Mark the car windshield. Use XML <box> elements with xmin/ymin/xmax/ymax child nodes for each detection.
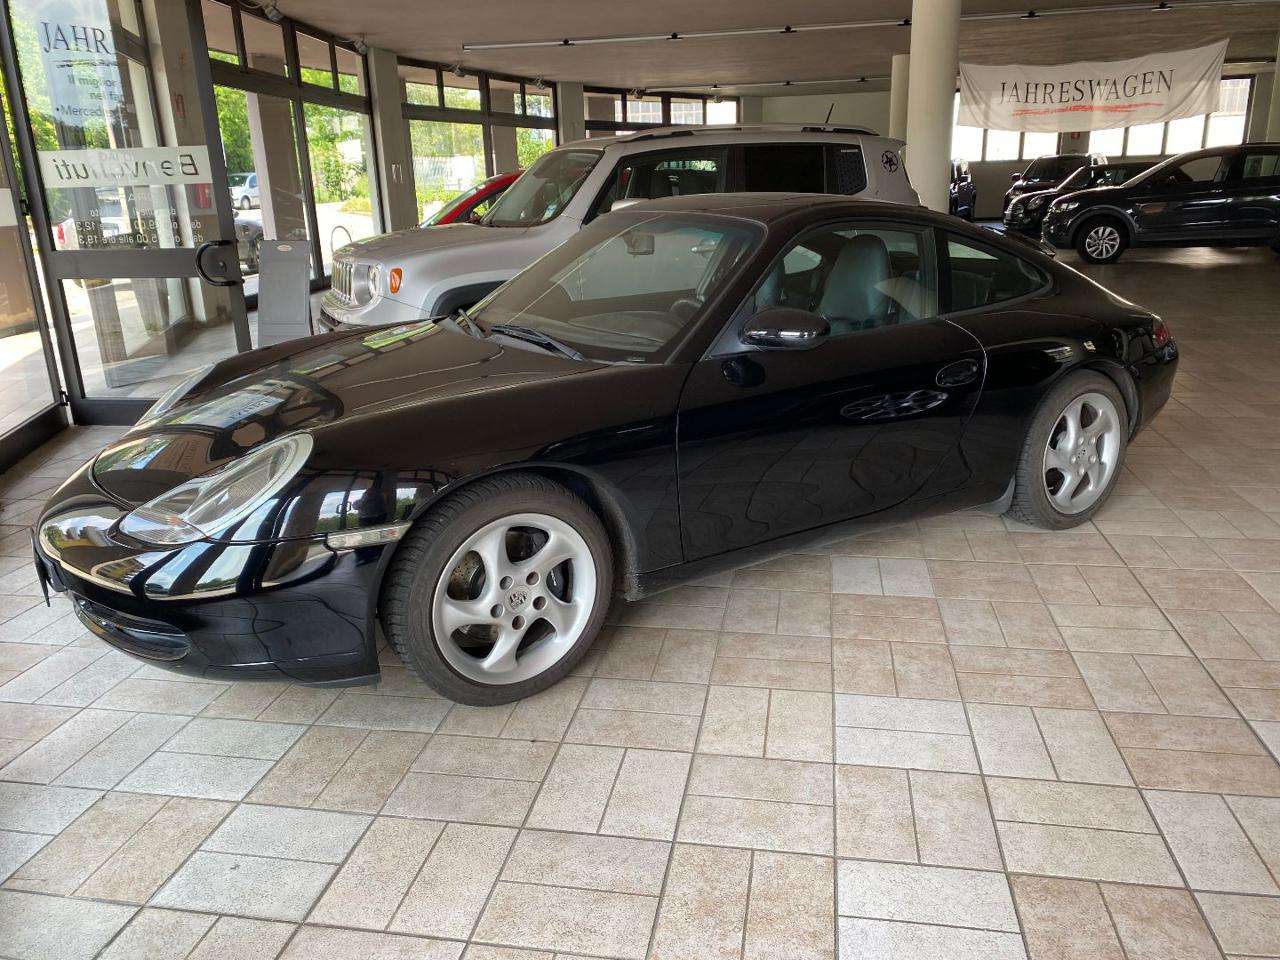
<box><xmin>1058</xmin><ymin>167</ymin><xmax>1090</xmax><ymax>190</ymax></box>
<box><xmin>228</xmin><ymin>174</ymin><xmax>250</xmax><ymax>187</ymax></box>
<box><xmin>482</xmin><ymin>149</ymin><xmax>601</xmax><ymax>227</ymax></box>
<box><xmin>469</xmin><ymin>213</ymin><xmax>762</xmax><ymax>362</ymax></box>
<box><xmin>425</xmin><ymin>180</ymin><xmax>492</xmax><ymax>226</ymax></box>
<box><xmin>1025</xmin><ymin>156</ymin><xmax>1084</xmax><ymax>180</ymax></box>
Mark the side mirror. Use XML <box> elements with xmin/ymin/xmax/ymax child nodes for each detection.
<box><xmin>610</xmin><ymin>198</ymin><xmax>646</xmax><ymax>212</ymax></box>
<box><xmin>1010</xmin><ymin>172</ymin><xmax>1022</xmax><ymax>182</ymax></box>
<box><xmin>740</xmin><ymin>307</ymin><xmax>829</xmax><ymax>351</ymax></box>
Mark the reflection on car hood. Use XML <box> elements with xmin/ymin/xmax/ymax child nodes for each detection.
<box><xmin>334</xmin><ymin>221</ymin><xmax>529</xmax><ymax>261</ymax></box>
<box><xmin>91</xmin><ymin>322</ymin><xmax>601</xmax><ymax>506</ymax></box>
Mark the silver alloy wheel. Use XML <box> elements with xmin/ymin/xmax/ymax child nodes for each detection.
<box><xmin>431</xmin><ymin>512</ymin><xmax>597</xmax><ymax>685</ymax></box>
<box><xmin>1042</xmin><ymin>391</ymin><xmax>1123</xmax><ymax>515</ymax></box>
<box><xmin>1083</xmin><ymin>223</ymin><xmax>1121</xmax><ymax>260</ymax></box>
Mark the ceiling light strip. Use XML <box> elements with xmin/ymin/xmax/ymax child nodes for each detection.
<box><xmin>462</xmin><ymin>0</ymin><xmax>1280</xmax><ymax>52</ymax></box>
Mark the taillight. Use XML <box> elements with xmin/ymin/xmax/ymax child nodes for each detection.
<box><xmin>1153</xmin><ymin>318</ymin><xmax>1172</xmax><ymax>348</ymax></box>
<box><xmin>389</xmin><ymin>267</ymin><xmax>403</xmax><ymax>295</ymax></box>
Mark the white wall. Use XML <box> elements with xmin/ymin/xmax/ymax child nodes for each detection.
<box><xmin>761</xmin><ymin>91</ymin><xmax>892</xmax><ymax>136</ymax></box>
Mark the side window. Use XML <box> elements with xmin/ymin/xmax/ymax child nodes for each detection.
<box><xmin>753</xmin><ymin>224</ymin><xmax>935</xmax><ymax>336</ymax></box>
<box><xmin>944</xmin><ymin>235</ymin><xmax>1047</xmax><ymax>312</ymax></box>
<box><xmin>1157</xmin><ymin>155</ymin><xmax>1226</xmax><ymax>186</ymax></box>
<box><xmin>828</xmin><ymin>146</ymin><xmax>867</xmax><ymax>195</ymax></box>
<box><xmin>743</xmin><ymin>144</ymin><xmax>825</xmax><ymax>193</ymax></box>
<box><xmin>1236</xmin><ymin>152</ymin><xmax>1280</xmax><ymax>182</ymax></box>
<box><xmin>593</xmin><ymin>149</ymin><xmax>727</xmax><ymax>216</ymax></box>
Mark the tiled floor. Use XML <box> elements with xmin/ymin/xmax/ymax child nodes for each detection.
<box><xmin>3</xmin><ymin>245</ymin><xmax>1280</xmax><ymax>959</ymax></box>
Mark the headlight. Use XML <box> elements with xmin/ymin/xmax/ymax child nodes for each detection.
<box><xmin>1055</xmin><ymin>201</ymin><xmax>1080</xmax><ymax>213</ymax></box>
<box><xmin>118</xmin><ymin>434</ymin><xmax>313</xmax><ymax>546</ymax></box>
<box><xmin>138</xmin><ymin>364</ymin><xmax>215</xmax><ymax>424</ymax></box>
<box><xmin>366</xmin><ymin>264</ymin><xmax>381</xmax><ymax>298</ymax></box>
<box><xmin>1027</xmin><ymin>195</ymin><xmax>1047</xmax><ymax>210</ymax></box>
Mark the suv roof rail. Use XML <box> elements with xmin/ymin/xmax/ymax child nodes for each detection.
<box><xmin>617</xmin><ymin>122</ymin><xmax>879</xmax><ymax>143</ymax></box>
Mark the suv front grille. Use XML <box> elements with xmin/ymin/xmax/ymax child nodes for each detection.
<box><xmin>333</xmin><ymin>259</ymin><xmax>354</xmax><ymax>302</ymax></box>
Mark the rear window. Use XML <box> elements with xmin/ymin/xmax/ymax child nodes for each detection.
<box><xmin>743</xmin><ymin>143</ymin><xmax>825</xmax><ymax>192</ymax></box>
<box><xmin>944</xmin><ymin>235</ymin><xmax>1047</xmax><ymax>312</ymax></box>
<box><xmin>1025</xmin><ymin>156</ymin><xmax>1086</xmax><ymax>180</ymax></box>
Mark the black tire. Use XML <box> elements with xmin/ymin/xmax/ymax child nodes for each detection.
<box><xmin>1005</xmin><ymin>371</ymin><xmax>1128</xmax><ymax>530</ymax></box>
<box><xmin>380</xmin><ymin>472</ymin><xmax>614</xmax><ymax>705</ymax></box>
<box><xmin>1075</xmin><ymin>216</ymin><xmax>1128</xmax><ymax>264</ymax></box>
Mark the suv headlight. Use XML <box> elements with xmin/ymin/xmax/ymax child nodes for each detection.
<box><xmin>117</xmin><ymin>434</ymin><xmax>313</xmax><ymax>546</ymax></box>
<box><xmin>1055</xmin><ymin>201</ymin><xmax>1080</xmax><ymax>213</ymax></box>
<box><xmin>138</xmin><ymin>364</ymin><xmax>215</xmax><ymax>425</ymax></box>
<box><xmin>363</xmin><ymin>264</ymin><xmax>382</xmax><ymax>303</ymax></box>
<box><xmin>1027</xmin><ymin>195</ymin><xmax>1048</xmax><ymax>210</ymax></box>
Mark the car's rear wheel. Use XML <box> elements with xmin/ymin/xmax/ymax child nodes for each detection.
<box><xmin>381</xmin><ymin>473</ymin><xmax>613</xmax><ymax>704</ymax></box>
<box><xmin>1006</xmin><ymin>371</ymin><xmax>1127</xmax><ymax>529</ymax></box>
<box><xmin>1076</xmin><ymin>217</ymin><xmax>1127</xmax><ymax>263</ymax></box>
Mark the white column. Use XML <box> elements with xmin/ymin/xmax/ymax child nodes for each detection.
<box><xmin>557</xmin><ymin>82</ymin><xmax>586</xmax><ymax>143</ymax></box>
<box><xmin>366</xmin><ymin>47</ymin><xmax>419</xmax><ymax>231</ymax></box>
<box><xmin>1267</xmin><ymin>33</ymin><xmax>1280</xmax><ymax>141</ymax></box>
<box><xmin>904</xmin><ymin>0</ymin><xmax>961</xmax><ymax>212</ymax></box>
<box><xmin>889</xmin><ymin>54</ymin><xmax>910</xmax><ymax>141</ymax></box>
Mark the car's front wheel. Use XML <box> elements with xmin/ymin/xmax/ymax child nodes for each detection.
<box><xmin>1076</xmin><ymin>217</ymin><xmax>1127</xmax><ymax>263</ymax></box>
<box><xmin>1006</xmin><ymin>371</ymin><xmax>1127</xmax><ymax>529</ymax></box>
<box><xmin>381</xmin><ymin>473</ymin><xmax>613</xmax><ymax>704</ymax></box>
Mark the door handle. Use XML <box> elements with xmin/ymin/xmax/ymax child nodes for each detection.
<box><xmin>936</xmin><ymin>358</ymin><xmax>979</xmax><ymax>387</ymax></box>
<box><xmin>195</xmin><ymin>240</ymin><xmax>241</xmax><ymax>287</ymax></box>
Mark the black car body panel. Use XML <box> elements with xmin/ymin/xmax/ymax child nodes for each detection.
<box><xmin>950</xmin><ymin>160</ymin><xmax>977</xmax><ymax>219</ymax></box>
<box><xmin>1043</xmin><ymin>144</ymin><xmax>1280</xmax><ymax>252</ymax></box>
<box><xmin>34</xmin><ymin>194</ymin><xmax>1177</xmax><ymax>685</ymax></box>
<box><xmin>1004</xmin><ymin>161</ymin><xmax>1154</xmax><ymax>235</ymax></box>
<box><xmin>1004</xmin><ymin>153</ymin><xmax>1105</xmax><ymax>211</ymax></box>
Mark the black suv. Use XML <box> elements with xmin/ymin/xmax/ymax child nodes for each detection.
<box><xmin>949</xmin><ymin>160</ymin><xmax>977</xmax><ymax>220</ymax></box>
<box><xmin>1042</xmin><ymin>143</ymin><xmax>1280</xmax><ymax>263</ymax></box>
<box><xmin>1004</xmin><ymin>160</ymin><xmax>1154</xmax><ymax>235</ymax></box>
<box><xmin>1005</xmin><ymin>153</ymin><xmax>1107</xmax><ymax>211</ymax></box>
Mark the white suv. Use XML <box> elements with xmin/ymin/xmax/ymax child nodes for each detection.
<box><xmin>319</xmin><ymin>124</ymin><xmax>918</xmax><ymax>331</ymax></box>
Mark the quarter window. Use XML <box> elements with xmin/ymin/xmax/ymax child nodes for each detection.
<box><xmin>743</xmin><ymin>144</ymin><xmax>825</xmax><ymax>193</ymax></box>
<box><xmin>945</xmin><ymin>236</ymin><xmax>1046</xmax><ymax>312</ymax></box>
<box><xmin>754</xmin><ymin>225</ymin><xmax>935</xmax><ymax>336</ymax></box>
<box><xmin>1237</xmin><ymin>152</ymin><xmax>1280</xmax><ymax>182</ymax></box>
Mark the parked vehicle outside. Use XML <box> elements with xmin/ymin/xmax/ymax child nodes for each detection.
<box><xmin>1042</xmin><ymin>143</ymin><xmax>1280</xmax><ymax>263</ymax></box>
<box><xmin>35</xmin><ymin>194</ymin><xmax>1176</xmax><ymax>704</ymax></box>
<box><xmin>229</xmin><ymin>172</ymin><xmax>259</xmax><ymax>210</ymax></box>
<box><xmin>1005</xmin><ymin>153</ymin><xmax>1107</xmax><ymax>210</ymax></box>
<box><xmin>1004</xmin><ymin>160</ymin><xmax>1154</xmax><ymax>235</ymax></box>
<box><xmin>422</xmin><ymin>171</ymin><xmax>521</xmax><ymax>227</ymax></box>
<box><xmin>319</xmin><ymin>124</ymin><xmax>919</xmax><ymax>332</ymax></box>
<box><xmin>235</xmin><ymin>210</ymin><xmax>264</xmax><ymax>273</ymax></box>
<box><xmin>950</xmin><ymin>159</ymin><xmax>977</xmax><ymax>220</ymax></box>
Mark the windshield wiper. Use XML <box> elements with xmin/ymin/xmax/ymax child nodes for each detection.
<box><xmin>444</xmin><ymin>306</ymin><xmax>485</xmax><ymax>339</ymax></box>
<box><xmin>488</xmin><ymin>323</ymin><xmax>586</xmax><ymax>361</ymax></box>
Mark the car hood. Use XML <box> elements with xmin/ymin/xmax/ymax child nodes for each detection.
<box><xmin>335</xmin><ymin>222</ymin><xmax>530</xmax><ymax>261</ymax></box>
<box><xmin>1008</xmin><ymin>177</ymin><xmax>1056</xmax><ymax>194</ymax></box>
<box><xmin>1053</xmin><ymin>185</ymin><xmax>1124</xmax><ymax>206</ymax></box>
<box><xmin>91</xmin><ymin>322</ymin><xmax>602</xmax><ymax>506</ymax></box>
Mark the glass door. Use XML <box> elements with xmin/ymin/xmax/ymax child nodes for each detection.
<box><xmin>1</xmin><ymin>0</ymin><xmax>249</xmax><ymax>424</ymax></box>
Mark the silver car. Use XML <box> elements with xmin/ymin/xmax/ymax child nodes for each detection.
<box><xmin>319</xmin><ymin>125</ymin><xmax>918</xmax><ymax>331</ymax></box>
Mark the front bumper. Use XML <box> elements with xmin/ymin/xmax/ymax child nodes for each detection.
<box><xmin>33</xmin><ymin>504</ymin><xmax>388</xmax><ymax>684</ymax></box>
<box><xmin>1041</xmin><ymin>213</ymin><xmax>1075</xmax><ymax>249</ymax></box>
<box><xmin>318</xmin><ymin>289</ymin><xmax>423</xmax><ymax>332</ymax></box>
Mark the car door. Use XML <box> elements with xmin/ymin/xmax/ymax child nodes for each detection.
<box><xmin>1221</xmin><ymin>148</ymin><xmax>1280</xmax><ymax>240</ymax></box>
<box><xmin>676</xmin><ymin>220</ymin><xmax>985</xmax><ymax>561</ymax></box>
<box><xmin>1131</xmin><ymin>154</ymin><xmax>1231</xmax><ymax>240</ymax></box>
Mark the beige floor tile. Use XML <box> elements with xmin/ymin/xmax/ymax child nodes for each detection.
<box><xmin>765</xmin><ymin>689</ymin><xmax>833</xmax><ymax>761</ymax></box>
<box><xmin>581</xmin><ymin>677</ymin><xmax>705</xmax><ymax>716</ymax></box>
<box><xmin>1122</xmin><ymin>746</ymin><xmax>1280</xmax><ymax>795</ymax></box>
<box><xmin>497</xmin><ymin>676</ymin><xmax>585</xmax><ymax>742</ymax></box>
<box><xmin>313</xmin><ymin>730</ymin><xmax>426</xmax><ymax>813</ymax></box>
<box><xmin>247</xmin><ymin>725</ymin><xmax>367</xmax><ymax>807</ymax></box>
<box><xmin>777</xmin><ymin>591</ymin><xmax>833</xmax><ymax>636</ymax></box>
<box><xmin>690</xmin><ymin>754</ymin><xmax>832</xmax><ymax>806</ymax></box>
<box><xmin>1075</xmin><ymin>652</ymin><xmax>1167</xmax><ymax>713</ymax></box>
<box><xmin>600</xmin><ymin>748</ymin><xmax>690</xmax><ymax>839</ymax></box>
<box><xmin>0</xmin><ymin>889</ymin><xmax>136</xmax><ymax>960</ymax></box>
<box><xmin>939</xmin><ymin>598</ymin><xmax>1005</xmax><ymax>645</ymax></box>
<box><xmin>502</xmin><ymin>830</ymin><xmax>669</xmax><ymax>895</ymax></box>
<box><xmin>1146</xmin><ymin>790</ymin><xmax>1278</xmax><ymax>894</ymax></box>
<box><xmin>384</xmin><ymin>771</ymin><xmax>537</xmax><ymax>826</ymax></box>
<box><xmin>891</xmin><ymin>643</ymin><xmax>959</xmax><ymax>700</ymax></box>
<box><xmin>992</xmin><ymin>601</ymin><xmax>1064</xmax><ymax>648</ymax></box>
<box><xmin>1197</xmin><ymin>892</ymin><xmax>1280</xmax><ymax>956</ymax></box>
<box><xmin>564</xmin><ymin>707</ymin><xmax>700</xmax><ymax>751</ymax></box>
<box><xmin>388</xmin><ymin>823</ymin><xmax>514</xmax><ymax>940</ymax></box>
<box><xmin>832</xmin><ymin>639</ymin><xmax>897</xmax><ymax>695</ymax></box>
<box><xmin>310</xmin><ymin>816</ymin><xmax>443</xmax><ymax>929</ymax></box>
<box><xmin>967</xmin><ymin>703</ymin><xmax>1055</xmax><ymax>779</ymax></box>
<box><xmin>678</xmin><ymin>794</ymin><xmax>832</xmax><ymax>854</ymax></box>
<box><xmin>186</xmin><ymin>917</ymin><xmax>295</xmax><ymax>960</ymax></box>
<box><xmin>1029</xmin><ymin>564</ymin><xmax>1097</xmax><ymax>605</ymax></box>
<box><xmin>412</xmin><ymin>734</ymin><xmax>555</xmax><ymax>781</ymax></box>
<box><xmin>835</xmin><ymin>614</ymin><xmax>949</xmax><ymax>644</ymax></box>
<box><xmin>987</xmin><ymin>776</ymin><xmax>1153</xmax><ymax>833</ymax></box>
<box><xmin>652</xmin><ymin>630</ymin><xmax>718</xmax><ymax>683</ymax></box>
<box><xmin>745</xmin><ymin>852</ymin><xmax>835</xmax><ymax>960</ymax></box>
<box><xmin>1034</xmin><ymin>707</ymin><xmax>1133</xmax><ymax>785</ymax></box>
<box><xmin>1011</xmin><ymin>876</ymin><xmax>1124</xmax><ymax>960</ymax></box>
<box><xmin>837</xmin><ymin>917</ymin><xmax>1028</xmax><ymax>960</ymax></box>
<box><xmin>837</xmin><ymin>859</ymin><xmax>1018</xmax><ymax>930</ymax></box>
<box><xmin>1</xmin><ymin>709</ymin><xmax>131</xmax><ymax>785</ymax></box>
<box><xmin>959</xmin><ymin>672</ymin><xmax>1095</xmax><ymax>709</ymax></box>
<box><xmin>1226</xmin><ymin>795</ymin><xmax>1280</xmax><ymax>880</ymax></box>
<box><xmin>834</xmin><ymin>764</ymin><xmax>916</xmax><ymax>862</ymax></box>
<box><xmin>592</xmin><ymin>626</ymin><xmax>664</xmax><ymax>679</ymax></box>
<box><xmin>651</xmin><ymin>843</ymin><xmax>750</xmax><ymax>960</ymax></box>
<box><xmin>997</xmin><ymin>821</ymin><xmax>1181</xmax><ymax>885</ymax></box>
<box><xmin>279</xmin><ymin>926</ymin><xmax>459</xmax><ymax>960</ymax></box>
<box><xmin>698</xmin><ymin>685</ymin><xmax>769</xmax><ymax>757</ymax></box>
<box><xmin>152</xmin><ymin>851</ymin><xmax>336</xmax><ymax>922</ymax></box>
<box><xmin>1102</xmin><ymin>884</ymin><xmax>1223</xmax><ymax>960</ymax></box>
<box><xmin>711</xmin><ymin>656</ymin><xmax>832</xmax><ymax>690</ymax></box>
<box><xmin>835</xmin><ymin>693</ymin><xmax>968</xmax><ymax>734</ymax></box>
<box><xmin>1104</xmin><ymin>712</ymin><xmax>1267</xmax><ymax>755</ymax></box>
<box><xmin>98</xmin><ymin>908</ymin><xmax>215</xmax><ymax>960</ymax></box>
<box><xmin>526</xmin><ymin>743</ymin><xmax>623</xmax><ymax>832</ymax></box>
<box><xmin>723</xmin><ymin>590</ymin><xmax>781</xmax><ymax>634</ymax></box>
<box><xmin>910</xmin><ymin>770</ymin><xmax>1001</xmax><ymax>870</ymax></box>
<box><xmin>160</xmin><ymin>717</ymin><xmax>305</xmax><ymax>761</ymax></box>
<box><xmin>1136</xmin><ymin>655</ymin><xmax>1237</xmax><ymax>717</ymax></box>
<box><xmin>474</xmin><ymin>881</ymin><xmax>657</xmax><ymax>959</ymax></box>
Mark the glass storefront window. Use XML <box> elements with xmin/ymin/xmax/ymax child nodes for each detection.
<box><xmin>1021</xmin><ymin>131</ymin><xmax>1058</xmax><ymax>160</ymax></box>
<box><xmin>526</xmin><ymin>85</ymin><xmax>553</xmax><ymax>118</ymax></box>
<box><xmin>297</xmin><ymin>32</ymin><xmax>333</xmax><ymax>88</ymax></box>
<box><xmin>335</xmin><ymin>47</ymin><xmax>365</xmax><ymax>95</ymax></box>
<box><xmin>202</xmin><ymin>0</ymin><xmax>238</xmax><ymax>65</ymax></box>
<box><xmin>410</xmin><ymin>119</ymin><xmax>485</xmax><ymax>222</ymax></box>
<box><xmin>985</xmin><ymin>129</ymin><xmax>1020</xmax><ymax>161</ymax></box>
<box><xmin>706</xmin><ymin>99</ymin><xmax>737</xmax><ymax>124</ymax></box>
<box><xmin>443</xmin><ymin>73</ymin><xmax>482</xmax><ymax>111</ymax></box>
<box><xmin>1206</xmin><ymin>78</ymin><xmax>1250</xmax><ymax>147</ymax></box>
<box><xmin>669</xmin><ymin>98</ymin><xmax>704</xmax><ymax>125</ymax></box>
<box><xmin>626</xmin><ymin>95</ymin><xmax>663</xmax><ymax>124</ymax></box>
<box><xmin>516</xmin><ymin>128</ymin><xmax>555</xmax><ymax>169</ymax></box>
<box><xmin>1165</xmin><ymin>114</ymin><xmax>1206</xmax><ymax>154</ymax></box>
<box><xmin>304</xmin><ymin>104</ymin><xmax>377</xmax><ymax>276</ymax></box>
<box><xmin>401</xmin><ymin>64</ymin><xmax>440</xmax><ymax>107</ymax></box>
<box><xmin>1126</xmin><ymin>122</ymin><xmax>1164</xmax><ymax>155</ymax></box>
<box><xmin>490</xmin><ymin>78</ymin><xmax>522</xmax><ymax>114</ymax></box>
<box><xmin>1088</xmin><ymin>127</ymin><xmax>1125</xmax><ymax>156</ymax></box>
<box><xmin>241</xmin><ymin>12</ymin><xmax>289</xmax><ymax>76</ymax></box>
<box><xmin>585</xmin><ymin>91</ymin><xmax>623</xmax><ymax>125</ymax></box>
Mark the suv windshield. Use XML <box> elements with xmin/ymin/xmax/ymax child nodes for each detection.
<box><xmin>470</xmin><ymin>213</ymin><xmax>762</xmax><ymax>362</ymax></box>
<box><xmin>1025</xmin><ymin>156</ymin><xmax>1085</xmax><ymax>180</ymax></box>
<box><xmin>482</xmin><ymin>149</ymin><xmax>601</xmax><ymax>227</ymax></box>
<box><xmin>228</xmin><ymin>174</ymin><xmax>250</xmax><ymax>187</ymax></box>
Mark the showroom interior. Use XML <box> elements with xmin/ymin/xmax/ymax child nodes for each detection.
<box><xmin>4</xmin><ymin>0</ymin><xmax>1280</xmax><ymax>958</ymax></box>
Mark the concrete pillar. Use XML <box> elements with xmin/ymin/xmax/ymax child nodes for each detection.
<box><xmin>366</xmin><ymin>47</ymin><xmax>419</xmax><ymax>231</ymax></box>
<box><xmin>557</xmin><ymin>82</ymin><xmax>586</xmax><ymax>143</ymax></box>
<box><xmin>904</xmin><ymin>0</ymin><xmax>961</xmax><ymax>212</ymax></box>
<box><xmin>889</xmin><ymin>54</ymin><xmax>910</xmax><ymax>141</ymax></box>
<box><xmin>739</xmin><ymin>96</ymin><xmax>764</xmax><ymax>124</ymax></box>
<box><xmin>1268</xmin><ymin>33</ymin><xmax>1280</xmax><ymax>140</ymax></box>
<box><xmin>489</xmin><ymin>90</ymin><xmax>519</xmax><ymax>173</ymax></box>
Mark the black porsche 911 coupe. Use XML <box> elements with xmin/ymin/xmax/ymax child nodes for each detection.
<box><xmin>33</xmin><ymin>194</ymin><xmax>1178</xmax><ymax>704</ymax></box>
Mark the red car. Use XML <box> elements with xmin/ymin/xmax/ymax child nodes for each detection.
<box><xmin>421</xmin><ymin>171</ymin><xmax>521</xmax><ymax>227</ymax></box>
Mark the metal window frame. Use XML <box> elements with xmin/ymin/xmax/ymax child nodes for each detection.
<box><xmin>582</xmin><ymin>85</ymin><xmax>739</xmax><ymax>135</ymax></box>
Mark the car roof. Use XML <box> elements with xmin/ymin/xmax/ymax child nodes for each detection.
<box><xmin>609</xmin><ymin>192</ymin><xmax>931</xmax><ymax>224</ymax></box>
<box><xmin>561</xmin><ymin>123</ymin><xmax>889</xmax><ymax>151</ymax></box>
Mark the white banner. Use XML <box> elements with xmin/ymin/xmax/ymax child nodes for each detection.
<box><xmin>959</xmin><ymin>40</ymin><xmax>1228</xmax><ymax>132</ymax></box>
<box><xmin>38</xmin><ymin>146</ymin><xmax>213</xmax><ymax>188</ymax></box>
<box><xmin>31</xmin><ymin>0</ymin><xmax>126</xmax><ymax>126</ymax></box>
